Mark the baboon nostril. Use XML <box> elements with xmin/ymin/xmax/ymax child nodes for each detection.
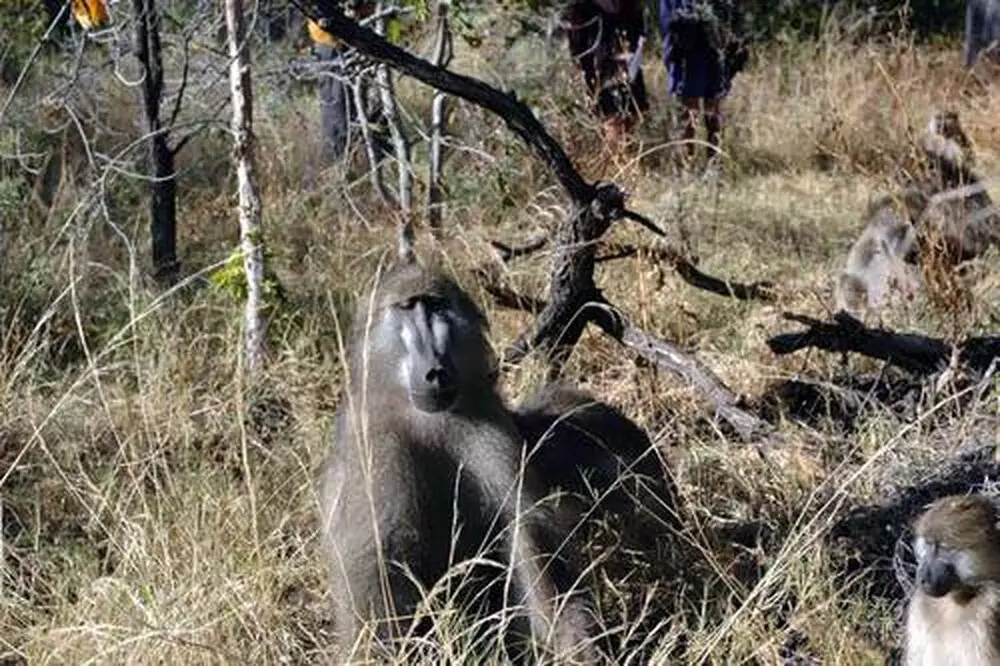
<box><xmin>426</xmin><ymin>368</ymin><xmax>450</xmax><ymax>386</ymax></box>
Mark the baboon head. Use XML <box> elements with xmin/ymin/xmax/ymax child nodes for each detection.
<box><xmin>350</xmin><ymin>258</ymin><xmax>498</xmax><ymax>414</ymax></box>
<box><xmin>926</xmin><ymin>110</ymin><xmax>972</xmax><ymax>153</ymax></box>
<box><xmin>912</xmin><ymin>494</ymin><xmax>1000</xmax><ymax>599</ymax></box>
<box><xmin>922</xmin><ymin>109</ymin><xmax>976</xmax><ymax>187</ymax></box>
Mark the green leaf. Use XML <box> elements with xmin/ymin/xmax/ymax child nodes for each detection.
<box><xmin>386</xmin><ymin>17</ymin><xmax>403</xmax><ymax>44</ymax></box>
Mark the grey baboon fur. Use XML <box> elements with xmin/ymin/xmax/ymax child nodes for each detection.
<box><xmin>917</xmin><ymin>110</ymin><xmax>999</xmax><ymax>265</ymax></box>
<box><xmin>833</xmin><ymin>110</ymin><xmax>999</xmax><ymax>316</ymax></box>
<box><xmin>834</xmin><ymin>188</ymin><xmax>926</xmax><ymax>316</ymax></box>
<box><xmin>318</xmin><ymin>255</ymin><xmax>599</xmax><ymax>664</ymax></box>
<box><xmin>512</xmin><ymin>383</ymin><xmax>680</xmax><ymax>548</ymax></box>
<box><xmin>904</xmin><ymin>494</ymin><xmax>1000</xmax><ymax>665</ymax></box>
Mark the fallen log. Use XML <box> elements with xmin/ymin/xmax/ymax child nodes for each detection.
<box><xmin>768</xmin><ymin>311</ymin><xmax>1000</xmax><ymax>376</ymax></box>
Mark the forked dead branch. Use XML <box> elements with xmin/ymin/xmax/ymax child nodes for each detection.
<box><xmin>293</xmin><ymin>1</ymin><xmax>777</xmax><ymax>442</ymax></box>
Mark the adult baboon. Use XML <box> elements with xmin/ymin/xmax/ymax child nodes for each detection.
<box><xmin>318</xmin><ymin>252</ymin><xmax>598</xmax><ymax>664</ymax></box>
<box><xmin>512</xmin><ymin>383</ymin><xmax>680</xmax><ymax>549</ymax></box>
<box><xmin>833</xmin><ymin>188</ymin><xmax>925</xmax><ymax>317</ymax></box>
<box><xmin>904</xmin><ymin>493</ymin><xmax>1000</xmax><ymax>666</ymax></box>
<box><xmin>917</xmin><ymin>110</ymin><xmax>999</xmax><ymax>265</ymax></box>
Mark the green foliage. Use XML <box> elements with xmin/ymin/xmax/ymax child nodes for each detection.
<box><xmin>0</xmin><ymin>0</ymin><xmax>52</xmax><ymax>80</ymax></box>
<box><xmin>208</xmin><ymin>244</ymin><xmax>285</xmax><ymax>313</ymax></box>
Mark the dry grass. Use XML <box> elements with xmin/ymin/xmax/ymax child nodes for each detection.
<box><xmin>1</xmin><ymin>17</ymin><xmax>1000</xmax><ymax>666</ymax></box>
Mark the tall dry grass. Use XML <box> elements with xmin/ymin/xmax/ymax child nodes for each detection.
<box><xmin>1</xmin><ymin>14</ymin><xmax>999</xmax><ymax>665</ymax></box>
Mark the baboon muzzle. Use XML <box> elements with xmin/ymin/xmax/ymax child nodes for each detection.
<box><xmin>400</xmin><ymin>300</ymin><xmax>460</xmax><ymax>413</ymax></box>
<box><xmin>918</xmin><ymin>557</ymin><xmax>960</xmax><ymax>598</ymax></box>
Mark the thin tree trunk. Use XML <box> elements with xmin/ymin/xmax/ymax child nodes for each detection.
<box><xmin>316</xmin><ymin>44</ymin><xmax>351</xmax><ymax>163</ymax></box>
<box><xmin>225</xmin><ymin>0</ymin><xmax>266</xmax><ymax>375</ymax></box>
<box><xmin>352</xmin><ymin>74</ymin><xmax>392</xmax><ymax>203</ymax></box>
<box><xmin>132</xmin><ymin>0</ymin><xmax>179</xmax><ymax>282</ymax></box>
<box><xmin>373</xmin><ymin>4</ymin><xmax>412</xmax><ymax>221</ymax></box>
<box><xmin>427</xmin><ymin>2</ymin><xmax>452</xmax><ymax>232</ymax></box>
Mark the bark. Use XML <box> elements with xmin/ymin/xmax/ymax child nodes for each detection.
<box><xmin>315</xmin><ymin>44</ymin><xmax>351</xmax><ymax>163</ymax></box>
<box><xmin>768</xmin><ymin>311</ymin><xmax>1000</xmax><ymax>377</ymax></box>
<box><xmin>964</xmin><ymin>0</ymin><xmax>1000</xmax><ymax>67</ymax></box>
<box><xmin>299</xmin><ymin>2</ymin><xmax>593</xmax><ymax>204</ymax></box>
<box><xmin>352</xmin><ymin>74</ymin><xmax>392</xmax><ymax>202</ymax></box>
<box><xmin>225</xmin><ymin>0</ymin><xmax>267</xmax><ymax>375</ymax></box>
<box><xmin>373</xmin><ymin>4</ymin><xmax>412</xmax><ymax>221</ymax></box>
<box><xmin>427</xmin><ymin>1</ymin><xmax>453</xmax><ymax>232</ymax></box>
<box><xmin>132</xmin><ymin>0</ymin><xmax>179</xmax><ymax>282</ymax></box>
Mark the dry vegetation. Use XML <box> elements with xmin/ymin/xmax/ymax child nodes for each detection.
<box><xmin>1</xmin><ymin>13</ymin><xmax>999</xmax><ymax>665</ymax></box>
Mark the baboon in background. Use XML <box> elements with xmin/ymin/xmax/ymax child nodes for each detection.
<box><xmin>833</xmin><ymin>109</ymin><xmax>999</xmax><ymax>316</ymax></box>
<box><xmin>833</xmin><ymin>188</ymin><xmax>925</xmax><ymax>317</ymax></box>
<box><xmin>917</xmin><ymin>110</ymin><xmax>1000</xmax><ymax>266</ymax></box>
<box><xmin>904</xmin><ymin>494</ymin><xmax>1000</xmax><ymax>666</ymax></box>
<box><xmin>512</xmin><ymin>383</ymin><xmax>680</xmax><ymax>550</ymax></box>
<box><xmin>318</xmin><ymin>251</ymin><xmax>599</xmax><ymax>664</ymax></box>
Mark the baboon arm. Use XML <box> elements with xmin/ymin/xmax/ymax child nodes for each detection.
<box><xmin>465</xmin><ymin>421</ymin><xmax>596</xmax><ymax>660</ymax></box>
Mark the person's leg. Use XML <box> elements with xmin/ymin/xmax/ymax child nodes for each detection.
<box><xmin>703</xmin><ymin>52</ymin><xmax>731</xmax><ymax>159</ymax></box>
<box><xmin>678</xmin><ymin>96</ymin><xmax>701</xmax><ymax>159</ymax></box>
<box><xmin>703</xmin><ymin>96</ymin><xmax>722</xmax><ymax>155</ymax></box>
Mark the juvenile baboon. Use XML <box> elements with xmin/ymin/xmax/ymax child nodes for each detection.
<box><xmin>918</xmin><ymin>110</ymin><xmax>999</xmax><ymax>265</ymax></box>
<box><xmin>319</xmin><ymin>252</ymin><xmax>598</xmax><ymax>664</ymax></box>
<box><xmin>833</xmin><ymin>187</ymin><xmax>925</xmax><ymax>317</ymax></box>
<box><xmin>904</xmin><ymin>493</ymin><xmax>1000</xmax><ymax>666</ymax></box>
<box><xmin>512</xmin><ymin>383</ymin><xmax>680</xmax><ymax>548</ymax></box>
<box><xmin>833</xmin><ymin>110</ymin><xmax>999</xmax><ymax>315</ymax></box>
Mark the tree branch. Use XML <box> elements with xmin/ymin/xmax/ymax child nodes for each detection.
<box><xmin>475</xmin><ymin>272</ymin><xmax>775</xmax><ymax>443</ymax></box>
<box><xmin>768</xmin><ymin>311</ymin><xmax>1000</xmax><ymax>376</ymax></box>
<box><xmin>600</xmin><ymin>240</ymin><xmax>777</xmax><ymax>301</ymax></box>
<box><xmin>295</xmin><ymin>1</ymin><xmax>594</xmax><ymax>205</ymax></box>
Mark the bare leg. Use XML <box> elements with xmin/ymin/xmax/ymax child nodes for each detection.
<box><xmin>704</xmin><ymin>97</ymin><xmax>723</xmax><ymax>156</ymax></box>
<box><xmin>676</xmin><ymin>96</ymin><xmax>701</xmax><ymax>163</ymax></box>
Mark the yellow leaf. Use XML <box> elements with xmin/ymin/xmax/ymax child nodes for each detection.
<box><xmin>70</xmin><ymin>0</ymin><xmax>109</xmax><ymax>30</ymax></box>
<box><xmin>307</xmin><ymin>19</ymin><xmax>339</xmax><ymax>47</ymax></box>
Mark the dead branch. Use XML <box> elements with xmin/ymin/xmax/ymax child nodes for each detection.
<box><xmin>352</xmin><ymin>74</ymin><xmax>392</xmax><ymax>203</ymax></box>
<box><xmin>372</xmin><ymin>5</ymin><xmax>413</xmax><ymax>221</ymax></box>
<box><xmin>610</xmin><ymin>320</ymin><xmax>775</xmax><ymax>442</ymax></box>
<box><xmin>600</xmin><ymin>240</ymin><xmax>777</xmax><ymax>301</ymax></box>
<box><xmin>295</xmin><ymin>1</ymin><xmax>596</xmax><ymax>205</ymax></box>
<box><xmin>474</xmin><ymin>266</ymin><xmax>775</xmax><ymax>442</ymax></box>
<box><xmin>768</xmin><ymin>311</ymin><xmax>1000</xmax><ymax>376</ymax></box>
<box><xmin>489</xmin><ymin>234</ymin><xmax>549</xmax><ymax>262</ymax></box>
<box><xmin>297</xmin><ymin>3</ymin><xmax>775</xmax><ymax>443</ymax></box>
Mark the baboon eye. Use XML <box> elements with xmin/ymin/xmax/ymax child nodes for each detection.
<box><xmin>396</xmin><ymin>296</ymin><xmax>448</xmax><ymax>310</ymax></box>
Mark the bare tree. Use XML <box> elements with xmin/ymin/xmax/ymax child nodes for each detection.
<box><xmin>427</xmin><ymin>0</ymin><xmax>452</xmax><ymax>232</ymax></box>
<box><xmin>132</xmin><ymin>0</ymin><xmax>179</xmax><ymax>282</ymax></box>
<box><xmin>372</xmin><ymin>2</ymin><xmax>412</xmax><ymax>220</ymax></box>
<box><xmin>225</xmin><ymin>0</ymin><xmax>267</xmax><ymax>375</ymax></box>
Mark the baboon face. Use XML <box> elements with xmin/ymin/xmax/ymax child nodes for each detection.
<box><xmin>357</xmin><ymin>261</ymin><xmax>497</xmax><ymax>414</ymax></box>
<box><xmin>927</xmin><ymin>110</ymin><xmax>970</xmax><ymax>149</ymax></box>
<box><xmin>913</xmin><ymin>495</ymin><xmax>1000</xmax><ymax>598</ymax></box>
